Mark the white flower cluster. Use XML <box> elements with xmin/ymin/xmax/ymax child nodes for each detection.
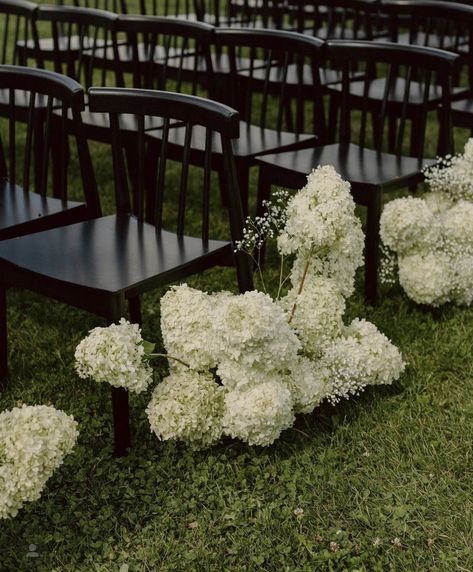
<box><xmin>75</xmin><ymin>318</ymin><xmax>153</xmax><ymax>393</ymax></box>
<box><xmin>424</xmin><ymin>138</ymin><xmax>473</xmax><ymax>201</ymax></box>
<box><xmin>151</xmin><ymin>166</ymin><xmax>404</xmax><ymax>449</ymax></box>
<box><xmin>380</xmin><ymin>140</ymin><xmax>473</xmax><ymax>306</ymax></box>
<box><xmin>280</xmin><ymin>166</ymin><xmax>365</xmax><ymax>297</ymax></box>
<box><xmin>0</xmin><ymin>405</ymin><xmax>78</xmax><ymax>519</ymax></box>
<box><xmin>146</xmin><ymin>371</ymin><xmax>224</xmax><ymax>450</ymax></box>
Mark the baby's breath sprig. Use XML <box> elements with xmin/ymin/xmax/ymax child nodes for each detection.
<box><xmin>234</xmin><ymin>189</ymin><xmax>290</xmax><ymax>294</ymax></box>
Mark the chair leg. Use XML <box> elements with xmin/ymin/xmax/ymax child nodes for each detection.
<box><xmin>328</xmin><ymin>96</ymin><xmax>339</xmax><ymax>138</ymax></box>
<box><xmin>0</xmin><ymin>287</ymin><xmax>7</xmax><ymax>390</ymax></box>
<box><xmin>107</xmin><ymin>296</ymin><xmax>131</xmax><ymax>457</ymax></box>
<box><xmin>128</xmin><ymin>295</ymin><xmax>142</xmax><ymax>326</ymax></box>
<box><xmin>236</xmin><ymin>159</ymin><xmax>250</xmax><ymax>218</ymax></box>
<box><xmin>256</xmin><ymin>166</ymin><xmax>272</xmax><ymax>218</ymax></box>
<box><xmin>255</xmin><ymin>167</ymin><xmax>273</xmax><ymax>267</ymax></box>
<box><xmin>364</xmin><ymin>191</ymin><xmax>382</xmax><ymax>305</ymax></box>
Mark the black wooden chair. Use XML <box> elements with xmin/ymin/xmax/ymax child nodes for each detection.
<box><xmin>381</xmin><ymin>0</ymin><xmax>473</xmax><ymax>91</ymax></box>
<box><xmin>33</xmin><ymin>4</ymin><xmax>118</xmax><ymax>85</ymax></box>
<box><xmin>90</xmin><ymin>15</ymin><xmax>215</xmax><ymax>95</ymax></box>
<box><xmin>17</xmin><ymin>1</ymin><xmax>128</xmax><ymax>69</ymax></box>
<box><xmin>0</xmin><ymin>65</ymin><xmax>100</xmax><ymax>241</ymax></box>
<box><xmin>255</xmin><ymin>40</ymin><xmax>459</xmax><ymax>302</ymax></box>
<box><xmin>0</xmin><ymin>0</ymin><xmax>38</xmax><ymax>67</ymax></box>
<box><xmin>0</xmin><ymin>88</ymin><xmax>253</xmax><ymax>457</ymax></box>
<box><xmin>292</xmin><ymin>0</ymin><xmax>383</xmax><ymax>40</ymax></box>
<box><xmin>379</xmin><ymin>0</ymin><xmax>473</xmax><ymax>134</ymax></box>
<box><xmin>147</xmin><ymin>28</ymin><xmax>324</xmax><ymax>213</ymax></box>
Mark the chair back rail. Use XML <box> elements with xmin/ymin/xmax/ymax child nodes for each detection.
<box><xmin>381</xmin><ymin>0</ymin><xmax>473</xmax><ymax>87</ymax></box>
<box><xmin>325</xmin><ymin>40</ymin><xmax>459</xmax><ymax>157</ymax></box>
<box><xmin>215</xmin><ymin>28</ymin><xmax>325</xmax><ymax>136</ymax></box>
<box><xmin>113</xmin><ymin>15</ymin><xmax>214</xmax><ymax>94</ymax></box>
<box><xmin>88</xmin><ymin>87</ymin><xmax>251</xmax><ymax>287</ymax></box>
<box><xmin>33</xmin><ymin>5</ymin><xmax>119</xmax><ymax>88</ymax></box>
<box><xmin>0</xmin><ymin>65</ymin><xmax>100</xmax><ymax>214</ymax></box>
<box><xmin>0</xmin><ymin>0</ymin><xmax>38</xmax><ymax>66</ymax></box>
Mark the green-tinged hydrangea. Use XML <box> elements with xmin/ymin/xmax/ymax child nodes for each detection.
<box><xmin>222</xmin><ymin>381</ymin><xmax>295</xmax><ymax>446</ymax></box>
<box><xmin>146</xmin><ymin>371</ymin><xmax>225</xmax><ymax>450</ymax></box>
<box><xmin>75</xmin><ymin>318</ymin><xmax>152</xmax><ymax>393</ymax></box>
<box><xmin>0</xmin><ymin>405</ymin><xmax>78</xmax><ymax>519</ymax></box>
<box><xmin>320</xmin><ymin>319</ymin><xmax>405</xmax><ymax>403</ymax></box>
<box><xmin>381</xmin><ymin>139</ymin><xmax>473</xmax><ymax>306</ymax></box>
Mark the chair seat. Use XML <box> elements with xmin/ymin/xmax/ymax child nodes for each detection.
<box><xmin>327</xmin><ymin>76</ymin><xmax>468</xmax><ymax>107</ymax></box>
<box><xmin>239</xmin><ymin>62</ymin><xmax>364</xmax><ymax>89</ymax></box>
<box><xmin>149</xmin><ymin>120</ymin><xmax>318</xmax><ymax>159</ymax></box>
<box><xmin>17</xmin><ymin>35</ymin><xmax>108</xmax><ymax>55</ymax></box>
<box><xmin>393</xmin><ymin>31</ymin><xmax>468</xmax><ymax>53</ymax></box>
<box><xmin>255</xmin><ymin>143</ymin><xmax>436</xmax><ymax>195</ymax></box>
<box><xmin>89</xmin><ymin>42</ymin><xmax>184</xmax><ymax>67</ymax></box>
<box><xmin>451</xmin><ymin>97</ymin><xmax>473</xmax><ymax>128</ymax></box>
<box><xmin>314</xmin><ymin>26</ymin><xmax>369</xmax><ymax>40</ymax></box>
<box><xmin>0</xmin><ymin>180</ymin><xmax>89</xmax><ymax>240</ymax></box>
<box><xmin>53</xmin><ymin>95</ymin><xmax>166</xmax><ymax>141</ymax></box>
<box><xmin>166</xmin><ymin>52</ymin><xmax>264</xmax><ymax>76</ymax></box>
<box><xmin>0</xmin><ymin>214</ymin><xmax>231</xmax><ymax>296</ymax></box>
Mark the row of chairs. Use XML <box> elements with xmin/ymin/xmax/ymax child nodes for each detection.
<box><xmin>0</xmin><ymin>41</ymin><xmax>463</xmax><ymax>455</ymax></box>
<box><xmin>0</xmin><ymin>4</ymin><xmax>471</xmax><ymax>454</ymax></box>
<box><xmin>0</xmin><ymin>65</ymin><xmax>252</xmax><ymax>455</ymax></box>
<box><xmin>1</xmin><ymin>4</ymin><xmax>470</xmax><ymax>302</ymax></box>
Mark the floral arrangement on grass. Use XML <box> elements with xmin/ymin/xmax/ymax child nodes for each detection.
<box><xmin>380</xmin><ymin>139</ymin><xmax>473</xmax><ymax>306</ymax></box>
<box><xmin>0</xmin><ymin>404</ymin><xmax>78</xmax><ymax>519</ymax></box>
<box><xmin>76</xmin><ymin>166</ymin><xmax>405</xmax><ymax>448</ymax></box>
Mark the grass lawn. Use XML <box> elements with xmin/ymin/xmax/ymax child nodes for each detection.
<box><xmin>1</xmin><ymin>4</ymin><xmax>473</xmax><ymax>570</ymax></box>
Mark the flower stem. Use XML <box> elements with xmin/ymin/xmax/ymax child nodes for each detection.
<box><xmin>288</xmin><ymin>248</ymin><xmax>313</xmax><ymax>324</ymax></box>
<box><xmin>256</xmin><ymin>247</ymin><xmax>267</xmax><ymax>294</ymax></box>
<box><xmin>148</xmin><ymin>353</ymin><xmax>190</xmax><ymax>368</ymax></box>
<box><xmin>277</xmin><ymin>254</ymin><xmax>285</xmax><ymax>300</ymax></box>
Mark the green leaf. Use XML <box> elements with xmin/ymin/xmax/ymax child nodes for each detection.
<box><xmin>142</xmin><ymin>340</ymin><xmax>156</xmax><ymax>355</ymax></box>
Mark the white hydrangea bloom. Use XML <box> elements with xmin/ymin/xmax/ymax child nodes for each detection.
<box><xmin>212</xmin><ymin>290</ymin><xmax>300</xmax><ymax>369</ymax></box>
<box><xmin>289</xmin><ymin>220</ymin><xmax>364</xmax><ymax>298</ymax></box>
<box><xmin>449</xmin><ymin>253</ymin><xmax>473</xmax><ymax>306</ymax></box>
<box><xmin>440</xmin><ymin>201</ymin><xmax>473</xmax><ymax>251</ymax></box>
<box><xmin>75</xmin><ymin>318</ymin><xmax>152</xmax><ymax>393</ymax></box>
<box><xmin>0</xmin><ymin>405</ymin><xmax>78</xmax><ymax>519</ymax></box>
<box><xmin>222</xmin><ymin>381</ymin><xmax>295</xmax><ymax>446</ymax></box>
<box><xmin>321</xmin><ymin>319</ymin><xmax>405</xmax><ymax>403</ymax></box>
<box><xmin>380</xmin><ymin>197</ymin><xmax>438</xmax><ymax>255</ymax></box>
<box><xmin>381</xmin><ymin>142</ymin><xmax>473</xmax><ymax>308</ymax></box>
<box><xmin>398</xmin><ymin>251</ymin><xmax>452</xmax><ymax>306</ymax></box>
<box><xmin>279</xmin><ymin>277</ymin><xmax>345</xmax><ymax>358</ymax></box>
<box><xmin>278</xmin><ymin>165</ymin><xmax>356</xmax><ymax>256</ymax></box>
<box><xmin>216</xmin><ymin>359</ymin><xmax>277</xmax><ymax>391</ymax></box>
<box><xmin>146</xmin><ymin>371</ymin><xmax>224</xmax><ymax>450</ymax></box>
<box><xmin>160</xmin><ymin>284</ymin><xmax>225</xmax><ymax>371</ymax></box>
<box><xmin>287</xmin><ymin>356</ymin><xmax>328</xmax><ymax>414</ymax></box>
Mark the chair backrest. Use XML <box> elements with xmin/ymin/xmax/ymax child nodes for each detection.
<box><xmin>33</xmin><ymin>5</ymin><xmax>119</xmax><ymax>88</ymax></box>
<box><xmin>0</xmin><ymin>65</ymin><xmax>100</xmax><ymax>215</ymax></box>
<box><xmin>292</xmin><ymin>0</ymin><xmax>381</xmax><ymax>39</ymax></box>
<box><xmin>325</xmin><ymin>40</ymin><xmax>460</xmax><ymax>158</ymax></box>
<box><xmin>139</xmin><ymin>0</ymin><xmax>196</xmax><ymax>18</ymax></box>
<box><xmin>113</xmin><ymin>15</ymin><xmax>214</xmax><ymax>93</ymax></box>
<box><xmin>55</xmin><ymin>0</ymin><xmax>127</xmax><ymax>11</ymax></box>
<box><xmin>0</xmin><ymin>0</ymin><xmax>37</xmax><ymax>66</ymax></box>
<box><xmin>381</xmin><ymin>0</ymin><xmax>473</xmax><ymax>84</ymax></box>
<box><xmin>88</xmin><ymin>87</ymin><xmax>252</xmax><ymax>289</ymax></box>
<box><xmin>214</xmin><ymin>28</ymin><xmax>325</xmax><ymax>136</ymax></box>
